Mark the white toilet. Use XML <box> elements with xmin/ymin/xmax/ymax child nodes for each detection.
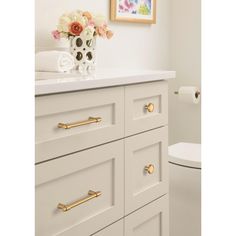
<box><xmin>169</xmin><ymin>143</ymin><xmax>201</xmax><ymax>236</ymax></box>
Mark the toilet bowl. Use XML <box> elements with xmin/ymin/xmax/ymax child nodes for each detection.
<box><xmin>169</xmin><ymin>143</ymin><xmax>201</xmax><ymax>236</ymax></box>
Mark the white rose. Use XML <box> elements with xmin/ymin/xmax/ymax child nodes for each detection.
<box><xmin>57</xmin><ymin>23</ymin><xmax>69</xmax><ymax>33</ymax></box>
<box><xmin>68</xmin><ymin>11</ymin><xmax>87</xmax><ymax>26</ymax></box>
<box><xmin>59</xmin><ymin>15</ymin><xmax>72</xmax><ymax>25</ymax></box>
<box><xmin>58</xmin><ymin>15</ymin><xmax>72</xmax><ymax>33</ymax></box>
<box><xmin>94</xmin><ymin>14</ymin><xmax>106</xmax><ymax>27</ymax></box>
<box><xmin>68</xmin><ymin>12</ymin><xmax>79</xmax><ymax>21</ymax></box>
<box><xmin>77</xmin><ymin>14</ymin><xmax>87</xmax><ymax>26</ymax></box>
<box><xmin>81</xmin><ymin>26</ymin><xmax>95</xmax><ymax>40</ymax></box>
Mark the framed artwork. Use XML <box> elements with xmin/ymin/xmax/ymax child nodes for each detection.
<box><xmin>110</xmin><ymin>0</ymin><xmax>157</xmax><ymax>24</ymax></box>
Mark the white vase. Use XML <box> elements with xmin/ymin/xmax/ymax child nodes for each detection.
<box><xmin>70</xmin><ymin>35</ymin><xmax>96</xmax><ymax>75</ymax></box>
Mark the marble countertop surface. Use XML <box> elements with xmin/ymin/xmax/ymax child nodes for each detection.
<box><xmin>35</xmin><ymin>69</ymin><xmax>176</xmax><ymax>96</ymax></box>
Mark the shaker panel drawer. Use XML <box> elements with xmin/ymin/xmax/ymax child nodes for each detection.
<box><xmin>124</xmin><ymin>195</ymin><xmax>169</xmax><ymax>236</ymax></box>
<box><xmin>125</xmin><ymin>127</ymin><xmax>168</xmax><ymax>214</ymax></box>
<box><xmin>125</xmin><ymin>81</ymin><xmax>168</xmax><ymax>136</ymax></box>
<box><xmin>92</xmin><ymin>220</ymin><xmax>124</xmax><ymax>236</ymax></box>
<box><xmin>35</xmin><ymin>87</ymin><xmax>124</xmax><ymax>162</ymax></box>
<box><xmin>35</xmin><ymin>141</ymin><xmax>124</xmax><ymax>236</ymax></box>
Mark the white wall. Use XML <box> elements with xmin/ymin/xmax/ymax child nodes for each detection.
<box><xmin>35</xmin><ymin>0</ymin><xmax>201</xmax><ymax>145</ymax></box>
<box><xmin>35</xmin><ymin>0</ymin><xmax>171</xmax><ymax>70</ymax></box>
<box><xmin>168</xmin><ymin>0</ymin><xmax>201</xmax><ymax>145</ymax></box>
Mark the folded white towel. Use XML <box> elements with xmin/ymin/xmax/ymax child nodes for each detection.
<box><xmin>35</xmin><ymin>51</ymin><xmax>75</xmax><ymax>72</ymax></box>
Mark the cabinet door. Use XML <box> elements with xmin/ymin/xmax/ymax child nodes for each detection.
<box><xmin>125</xmin><ymin>81</ymin><xmax>168</xmax><ymax>136</ymax></box>
<box><xmin>125</xmin><ymin>127</ymin><xmax>168</xmax><ymax>214</ymax></box>
<box><xmin>35</xmin><ymin>141</ymin><xmax>124</xmax><ymax>236</ymax></box>
<box><xmin>92</xmin><ymin>220</ymin><xmax>124</xmax><ymax>236</ymax></box>
<box><xmin>125</xmin><ymin>195</ymin><xmax>169</xmax><ymax>236</ymax></box>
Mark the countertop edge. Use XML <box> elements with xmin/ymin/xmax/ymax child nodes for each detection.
<box><xmin>35</xmin><ymin>71</ymin><xmax>176</xmax><ymax>96</ymax></box>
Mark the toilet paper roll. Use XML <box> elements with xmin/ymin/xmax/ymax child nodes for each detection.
<box><xmin>178</xmin><ymin>86</ymin><xmax>200</xmax><ymax>104</ymax></box>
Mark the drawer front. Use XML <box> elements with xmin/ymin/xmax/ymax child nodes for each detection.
<box><xmin>125</xmin><ymin>127</ymin><xmax>168</xmax><ymax>214</ymax></box>
<box><xmin>125</xmin><ymin>195</ymin><xmax>169</xmax><ymax>236</ymax></box>
<box><xmin>125</xmin><ymin>81</ymin><xmax>168</xmax><ymax>136</ymax></box>
<box><xmin>35</xmin><ymin>141</ymin><xmax>124</xmax><ymax>236</ymax></box>
<box><xmin>92</xmin><ymin>220</ymin><xmax>124</xmax><ymax>236</ymax></box>
<box><xmin>35</xmin><ymin>87</ymin><xmax>124</xmax><ymax>163</ymax></box>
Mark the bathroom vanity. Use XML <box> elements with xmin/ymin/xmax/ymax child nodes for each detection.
<box><xmin>35</xmin><ymin>70</ymin><xmax>175</xmax><ymax>236</ymax></box>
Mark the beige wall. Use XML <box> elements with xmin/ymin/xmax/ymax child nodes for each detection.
<box><xmin>168</xmin><ymin>0</ymin><xmax>201</xmax><ymax>145</ymax></box>
<box><xmin>35</xmin><ymin>0</ymin><xmax>171</xmax><ymax>70</ymax></box>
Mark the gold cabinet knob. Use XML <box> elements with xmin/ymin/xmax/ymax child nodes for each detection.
<box><xmin>145</xmin><ymin>103</ymin><xmax>154</xmax><ymax>113</ymax></box>
<box><xmin>145</xmin><ymin>164</ymin><xmax>155</xmax><ymax>174</ymax></box>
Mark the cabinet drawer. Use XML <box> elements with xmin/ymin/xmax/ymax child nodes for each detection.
<box><xmin>125</xmin><ymin>195</ymin><xmax>169</xmax><ymax>236</ymax></box>
<box><xmin>125</xmin><ymin>81</ymin><xmax>168</xmax><ymax>136</ymax></box>
<box><xmin>125</xmin><ymin>127</ymin><xmax>168</xmax><ymax>214</ymax></box>
<box><xmin>35</xmin><ymin>87</ymin><xmax>124</xmax><ymax>163</ymax></box>
<box><xmin>35</xmin><ymin>141</ymin><xmax>124</xmax><ymax>236</ymax></box>
<box><xmin>92</xmin><ymin>220</ymin><xmax>124</xmax><ymax>236</ymax></box>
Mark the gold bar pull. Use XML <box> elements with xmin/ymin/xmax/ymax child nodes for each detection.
<box><xmin>58</xmin><ymin>116</ymin><xmax>102</xmax><ymax>129</ymax></box>
<box><xmin>57</xmin><ymin>190</ymin><xmax>102</xmax><ymax>212</ymax></box>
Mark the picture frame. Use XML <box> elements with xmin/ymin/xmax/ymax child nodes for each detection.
<box><xmin>110</xmin><ymin>0</ymin><xmax>157</xmax><ymax>24</ymax></box>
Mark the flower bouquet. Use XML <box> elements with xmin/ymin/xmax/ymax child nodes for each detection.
<box><xmin>52</xmin><ymin>10</ymin><xmax>113</xmax><ymax>74</ymax></box>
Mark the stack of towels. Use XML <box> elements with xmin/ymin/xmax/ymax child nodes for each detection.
<box><xmin>35</xmin><ymin>51</ymin><xmax>75</xmax><ymax>73</ymax></box>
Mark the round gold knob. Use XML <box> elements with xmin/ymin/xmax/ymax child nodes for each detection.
<box><xmin>145</xmin><ymin>164</ymin><xmax>155</xmax><ymax>174</ymax></box>
<box><xmin>145</xmin><ymin>103</ymin><xmax>154</xmax><ymax>113</ymax></box>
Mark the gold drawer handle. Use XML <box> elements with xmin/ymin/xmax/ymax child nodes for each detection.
<box><xmin>58</xmin><ymin>116</ymin><xmax>102</xmax><ymax>129</ymax></box>
<box><xmin>145</xmin><ymin>103</ymin><xmax>154</xmax><ymax>113</ymax></box>
<box><xmin>145</xmin><ymin>164</ymin><xmax>155</xmax><ymax>174</ymax></box>
<box><xmin>57</xmin><ymin>190</ymin><xmax>102</xmax><ymax>212</ymax></box>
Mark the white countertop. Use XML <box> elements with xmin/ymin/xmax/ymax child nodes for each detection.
<box><xmin>35</xmin><ymin>69</ymin><xmax>176</xmax><ymax>95</ymax></box>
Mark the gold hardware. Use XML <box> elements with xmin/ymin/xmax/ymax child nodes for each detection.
<box><xmin>57</xmin><ymin>190</ymin><xmax>102</xmax><ymax>212</ymax></box>
<box><xmin>145</xmin><ymin>164</ymin><xmax>155</xmax><ymax>174</ymax></box>
<box><xmin>58</xmin><ymin>117</ymin><xmax>102</xmax><ymax>129</ymax></box>
<box><xmin>145</xmin><ymin>103</ymin><xmax>154</xmax><ymax>113</ymax></box>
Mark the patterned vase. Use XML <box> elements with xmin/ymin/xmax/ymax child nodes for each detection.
<box><xmin>70</xmin><ymin>35</ymin><xmax>96</xmax><ymax>75</ymax></box>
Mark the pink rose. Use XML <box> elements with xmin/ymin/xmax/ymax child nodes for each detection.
<box><xmin>69</xmin><ymin>22</ymin><xmax>83</xmax><ymax>36</ymax></box>
<box><xmin>51</xmin><ymin>30</ymin><xmax>61</xmax><ymax>40</ymax></box>
<box><xmin>87</xmin><ymin>20</ymin><xmax>95</xmax><ymax>27</ymax></box>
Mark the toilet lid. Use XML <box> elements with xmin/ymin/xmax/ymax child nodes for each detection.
<box><xmin>168</xmin><ymin>142</ymin><xmax>201</xmax><ymax>169</ymax></box>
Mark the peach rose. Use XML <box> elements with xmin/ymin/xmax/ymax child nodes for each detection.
<box><xmin>69</xmin><ymin>22</ymin><xmax>83</xmax><ymax>36</ymax></box>
<box><xmin>106</xmin><ymin>30</ymin><xmax>114</xmax><ymax>39</ymax></box>
<box><xmin>83</xmin><ymin>11</ymin><xmax>92</xmax><ymax>21</ymax></box>
<box><xmin>96</xmin><ymin>26</ymin><xmax>107</xmax><ymax>37</ymax></box>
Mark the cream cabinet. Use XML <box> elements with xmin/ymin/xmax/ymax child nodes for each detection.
<box><xmin>36</xmin><ymin>141</ymin><xmax>124</xmax><ymax>236</ymax></box>
<box><xmin>125</xmin><ymin>81</ymin><xmax>168</xmax><ymax>136</ymax></box>
<box><xmin>92</xmin><ymin>220</ymin><xmax>124</xmax><ymax>236</ymax></box>
<box><xmin>125</xmin><ymin>127</ymin><xmax>168</xmax><ymax>214</ymax></box>
<box><xmin>124</xmin><ymin>195</ymin><xmax>169</xmax><ymax>236</ymax></box>
<box><xmin>35</xmin><ymin>86</ymin><xmax>124</xmax><ymax>163</ymax></box>
<box><xmin>36</xmin><ymin>80</ymin><xmax>169</xmax><ymax>236</ymax></box>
